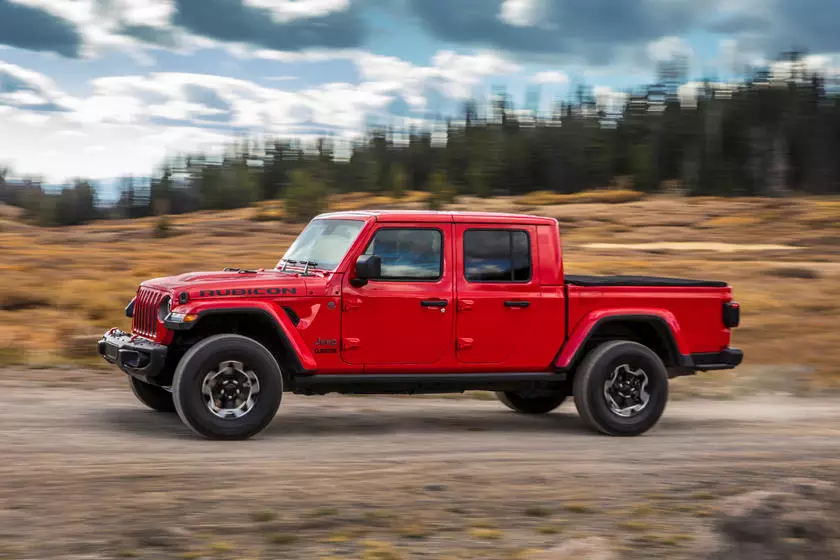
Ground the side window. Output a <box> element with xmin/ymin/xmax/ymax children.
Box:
<box><xmin>463</xmin><ymin>229</ymin><xmax>531</xmax><ymax>282</ymax></box>
<box><xmin>363</xmin><ymin>228</ymin><xmax>443</xmax><ymax>281</ymax></box>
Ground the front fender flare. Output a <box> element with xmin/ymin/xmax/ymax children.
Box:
<box><xmin>554</xmin><ymin>309</ymin><xmax>688</xmax><ymax>370</ymax></box>
<box><xmin>168</xmin><ymin>301</ymin><xmax>317</xmax><ymax>374</ymax></box>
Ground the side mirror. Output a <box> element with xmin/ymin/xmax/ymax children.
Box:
<box><xmin>351</xmin><ymin>254</ymin><xmax>381</xmax><ymax>287</ymax></box>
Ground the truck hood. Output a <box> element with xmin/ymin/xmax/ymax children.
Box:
<box><xmin>141</xmin><ymin>270</ymin><xmax>309</xmax><ymax>299</ymax></box>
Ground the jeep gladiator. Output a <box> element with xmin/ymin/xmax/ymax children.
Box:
<box><xmin>98</xmin><ymin>210</ymin><xmax>743</xmax><ymax>440</ymax></box>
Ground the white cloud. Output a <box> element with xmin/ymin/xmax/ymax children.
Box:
<box><xmin>768</xmin><ymin>53</ymin><xmax>840</xmax><ymax>81</ymax></box>
<box><xmin>0</xmin><ymin>61</ymin><xmax>73</xmax><ymax>110</ymax></box>
<box><xmin>356</xmin><ymin>50</ymin><xmax>520</xmax><ymax>109</ymax></box>
<box><xmin>0</xmin><ymin>104</ymin><xmax>234</xmax><ymax>182</ymax></box>
<box><xmin>7</xmin><ymin>0</ymin><xmax>359</xmax><ymax>62</ymax></box>
<box><xmin>114</xmin><ymin>0</ymin><xmax>175</xmax><ymax>27</ymax></box>
<box><xmin>0</xmin><ymin>62</ymin><xmax>406</xmax><ymax>180</ymax></box>
<box><xmin>532</xmin><ymin>70</ymin><xmax>569</xmax><ymax>85</ymax></box>
<box><xmin>6</xmin><ymin>0</ymin><xmax>184</xmax><ymax>62</ymax></box>
<box><xmin>677</xmin><ymin>81</ymin><xmax>738</xmax><ymax>108</ymax></box>
<box><xmin>498</xmin><ymin>0</ymin><xmax>546</xmax><ymax>27</ymax></box>
<box><xmin>647</xmin><ymin>36</ymin><xmax>693</xmax><ymax>62</ymax></box>
<box><xmin>593</xmin><ymin>86</ymin><xmax>629</xmax><ymax>114</ymax></box>
<box><xmin>0</xmin><ymin>49</ymin><xmax>523</xmax><ymax>181</ymax></box>
<box><xmin>252</xmin><ymin>48</ymin><xmax>361</xmax><ymax>62</ymax></box>
<box><xmin>243</xmin><ymin>0</ymin><xmax>350</xmax><ymax>22</ymax></box>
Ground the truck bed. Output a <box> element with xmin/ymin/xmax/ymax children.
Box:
<box><xmin>565</xmin><ymin>274</ymin><xmax>728</xmax><ymax>288</ymax></box>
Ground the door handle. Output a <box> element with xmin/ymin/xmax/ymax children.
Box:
<box><xmin>421</xmin><ymin>299</ymin><xmax>448</xmax><ymax>308</ymax></box>
<box><xmin>504</xmin><ymin>300</ymin><xmax>530</xmax><ymax>308</ymax></box>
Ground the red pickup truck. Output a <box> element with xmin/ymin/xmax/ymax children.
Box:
<box><xmin>98</xmin><ymin>210</ymin><xmax>742</xmax><ymax>440</ymax></box>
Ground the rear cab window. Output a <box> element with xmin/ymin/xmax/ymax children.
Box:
<box><xmin>463</xmin><ymin>229</ymin><xmax>531</xmax><ymax>282</ymax></box>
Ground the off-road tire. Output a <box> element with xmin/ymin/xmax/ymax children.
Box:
<box><xmin>573</xmin><ymin>340</ymin><xmax>668</xmax><ymax>436</ymax></box>
<box><xmin>173</xmin><ymin>334</ymin><xmax>283</xmax><ymax>440</ymax></box>
<box><xmin>496</xmin><ymin>387</ymin><xmax>569</xmax><ymax>414</ymax></box>
<box><xmin>129</xmin><ymin>376</ymin><xmax>176</xmax><ymax>413</ymax></box>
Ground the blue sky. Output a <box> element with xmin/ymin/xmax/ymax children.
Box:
<box><xmin>1</xmin><ymin>0</ymin><xmax>839</xmax><ymax>184</ymax></box>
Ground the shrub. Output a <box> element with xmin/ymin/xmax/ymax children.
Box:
<box><xmin>251</xmin><ymin>206</ymin><xmax>284</xmax><ymax>222</ymax></box>
<box><xmin>389</xmin><ymin>165</ymin><xmax>408</xmax><ymax>199</ymax></box>
<box><xmin>284</xmin><ymin>169</ymin><xmax>330</xmax><ymax>222</ymax></box>
<box><xmin>425</xmin><ymin>170</ymin><xmax>456</xmax><ymax>210</ymax></box>
<box><xmin>0</xmin><ymin>288</ymin><xmax>50</xmax><ymax>311</ymax></box>
<box><xmin>764</xmin><ymin>267</ymin><xmax>820</xmax><ymax>279</ymax></box>
<box><xmin>153</xmin><ymin>215</ymin><xmax>173</xmax><ymax>238</ymax></box>
<box><xmin>0</xmin><ymin>345</ymin><xmax>26</xmax><ymax>366</ymax></box>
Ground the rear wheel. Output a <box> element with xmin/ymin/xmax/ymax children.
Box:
<box><xmin>173</xmin><ymin>334</ymin><xmax>283</xmax><ymax>440</ymax></box>
<box><xmin>573</xmin><ymin>340</ymin><xmax>668</xmax><ymax>436</ymax></box>
<box><xmin>496</xmin><ymin>387</ymin><xmax>570</xmax><ymax>414</ymax></box>
<box><xmin>129</xmin><ymin>376</ymin><xmax>176</xmax><ymax>413</ymax></box>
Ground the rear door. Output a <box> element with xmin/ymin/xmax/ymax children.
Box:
<box><xmin>454</xmin><ymin>224</ymin><xmax>541</xmax><ymax>365</ymax></box>
<box><xmin>341</xmin><ymin>223</ymin><xmax>454</xmax><ymax>366</ymax></box>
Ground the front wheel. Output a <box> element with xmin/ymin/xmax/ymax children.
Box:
<box><xmin>172</xmin><ymin>334</ymin><xmax>283</xmax><ymax>440</ymax></box>
<box><xmin>129</xmin><ymin>376</ymin><xmax>176</xmax><ymax>413</ymax></box>
<box><xmin>573</xmin><ymin>340</ymin><xmax>669</xmax><ymax>437</ymax></box>
<box><xmin>496</xmin><ymin>387</ymin><xmax>569</xmax><ymax>414</ymax></box>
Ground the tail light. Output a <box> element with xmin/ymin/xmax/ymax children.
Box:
<box><xmin>723</xmin><ymin>301</ymin><xmax>740</xmax><ymax>328</ymax></box>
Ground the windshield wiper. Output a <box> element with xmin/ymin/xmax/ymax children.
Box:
<box><xmin>223</xmin><ymin>267</ymin><xmax>259</xmax><ymax>274</ymax></box>
<box><xmin>299</xmin><ymin>260</ymin><xmax>318</xmax><ymax>274</ymax></box>
<box><xmin>278</xmin><ymin>259</ymin><xmax>319</xmax><ymax>275</ymax></box>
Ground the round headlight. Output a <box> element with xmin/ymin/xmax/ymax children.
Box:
<box><xmin>158</xmin><ymin>296</ymin><xmax>171</xmax><ymax>321</ymax></box>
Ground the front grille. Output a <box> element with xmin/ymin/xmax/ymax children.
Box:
<box><xmin>132</xmin><ymin>287</ymin><xmax>168</xmax><ymax>339</ymax></box>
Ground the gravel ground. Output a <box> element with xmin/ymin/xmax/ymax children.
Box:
<box><xmin>2</xmin><ymin>371</ymin><xmax>840</xmax><ymax>559</ymax></box>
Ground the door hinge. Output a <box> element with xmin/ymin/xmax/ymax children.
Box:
<box><xmin>456</xmin><ymin>337</ymin><xmax>474</xmax><ymax>350</ymax></box>
<box><xmin>343</xmin><ymin>298</ymin><xmax>362</xmax><ymax>312</ymax></box>
<box><xmin>457</xmin><ymin>299</ymin><xmax>474</xmax><ymax>312</ymax></box>
<box><xmin>342</xmin><ymin>337</ymin><xmax>360</xmax><ymax>350</ymax></box>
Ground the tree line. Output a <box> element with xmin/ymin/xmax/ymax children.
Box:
<box><xmin>2</xmin><ymin>50</ymin><xmax>839</xmax><ymax>226</ymax></box>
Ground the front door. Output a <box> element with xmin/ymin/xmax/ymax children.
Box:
<box><xmin>341</xmin><ymin>224</ymin><xmax>454</xmax><ymax>366</ymax></box>
<box><xmin>454</xmin><ymin>225</ymin><xmax>541</xmax><ymax>365</ymax></box>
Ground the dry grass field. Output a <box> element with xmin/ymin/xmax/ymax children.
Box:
<box><xmin>1</xmin><ymin>191</ymin><xmax>839</xmax><ymax>390</ymax></box>
<box><xmin>2</xmin><ymin>191</ymin><xmax>840</xmax><ymax>560</ymax></box>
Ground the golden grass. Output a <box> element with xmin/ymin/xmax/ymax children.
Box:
<box><xmin>701</xmin><ymin>215</ymin><xmax>763</xmax><ymax>228</ymax></box>
<box><xmin>0</xmin><ymin>192</ymin><xmax>839</xmax><ymax>386</ymax></box>
<box><xmin>514</xmin><ymin>189</ymin><xmax>645</xmax><ymax>206</ymax></box>
<box><xmin>467</xmin><ymin>527</ymin><xmax>503</xmax><ymax>540</ymax></box>
<box><xmin>329</xmin><ymin>190</ymin><xmax>431</xmax><ymax>211</ymax></box>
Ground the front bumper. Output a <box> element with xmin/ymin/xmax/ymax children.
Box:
<box><xmin>97</xmin><ymin>328</ymin><xmax>168</xmax><ymax>381</ymax></box>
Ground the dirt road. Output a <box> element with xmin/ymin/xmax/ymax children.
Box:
<box><xmin>2</xmin><ymin>374</ymin><xmax>840</xmax><ymax>559</ymax></box>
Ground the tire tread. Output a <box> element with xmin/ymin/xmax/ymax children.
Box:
<box><xmin>129</xmin><ymin>376</ymin><xmax>176</xmax><ymax>413</ymax></box>
<box><xmin>573</xmin><ymin>340</ymin><xmax>667</xmax><ymax>437</ymax></box>
<box><xmin>172</xmin><ymin>334</ymin><xmax>283</xmax><ymax>440</ymax></box>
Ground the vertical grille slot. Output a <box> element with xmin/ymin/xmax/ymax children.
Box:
<box><xmin>132</xmin><ymin>287</ymin><xmax>166</xmax><ymax>339</ymax></box>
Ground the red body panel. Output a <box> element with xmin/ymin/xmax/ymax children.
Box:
<box><xmin>127</xmin><ymin>210</ymin><xmax>737</xmax><ymax>375</ymax></box>
<box><xmin>452</xmin><ymin>223</ymin><xmax>559</xmax><ymax>368</ymax></box>
<box><xmin>340</xmin><ymin>221</ymin><xmax>455</xmax><ymax>368</ymax></box>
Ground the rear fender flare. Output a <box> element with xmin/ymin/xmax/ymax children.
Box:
<box><xmin>555</xmin><ymin>309</ymin><xmax>687</xmax><ymax>370</ymax></box>
<box><xmin>177</xmin><ymin>302</ymin><xmax>317</xmax><ymax>374</ymax></box>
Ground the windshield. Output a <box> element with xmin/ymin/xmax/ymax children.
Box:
<box><xmin>279</xmin><ymin>219</ymin><xmax>366</xmax><ymax>271</ymax></box>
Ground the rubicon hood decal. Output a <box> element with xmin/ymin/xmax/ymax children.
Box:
<box><xmin>198</xmin><ymin>287</ymin><xmax>298</xmax><ymax>297</ymax></box>
<box><xmin>141</xmin><ymin>270</ymin><xmax>308</xmax><ymax>298</ymax></box>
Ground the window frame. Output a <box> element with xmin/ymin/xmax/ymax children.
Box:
<box><xmin>362</xmin><ymin>226</ymin><xmax>445</xmax><ymax>283</ymax></box>
<box><xmin>462</xmin><ymin>228</ymin><xmax>533</xmax><ymax>284</ymax></box>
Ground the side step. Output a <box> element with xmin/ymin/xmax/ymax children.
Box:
<box><xmin>289</xmin><ymin>372</ymin><xmax>568</xmax><ymax>396</ymax></box>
